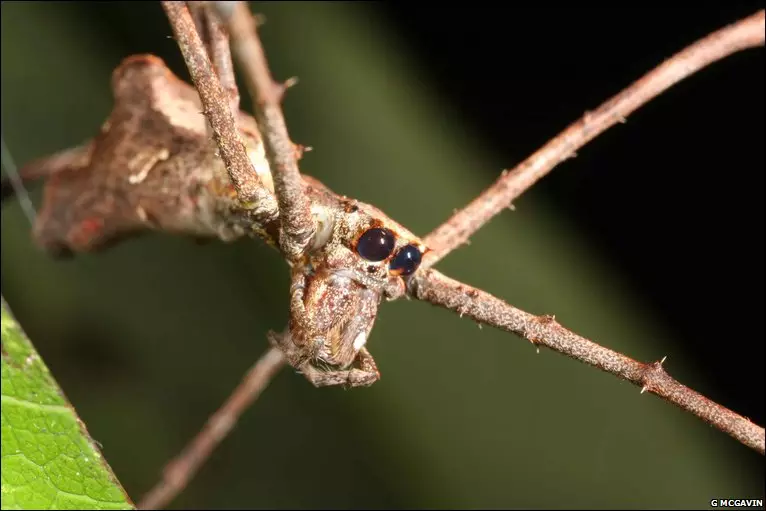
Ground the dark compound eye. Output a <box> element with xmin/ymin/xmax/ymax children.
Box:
<box><xmin>389</xmin><ymin>244</ymin><xmax>422</xmax><ymax>276</ymax></box>
<box><xmin>356</xmin><ymin>227</ymin><xmax>396</xmax><ymax>261</ymax></box>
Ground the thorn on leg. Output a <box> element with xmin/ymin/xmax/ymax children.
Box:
<box><xmin>294</xmin><ymin>144</ymin><xmax>312</xmax><ymax>161</ymax></box>
<box><xmin>274</xmin><ymin>76</ymin><xmax>299</xmax><ymax>103</ymax></box>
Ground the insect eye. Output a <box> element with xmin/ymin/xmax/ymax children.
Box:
<box><xmin>356</xmin><ymin>227</ymin><xmax>396</xmax><ymax>261</ymax></box>
<box><xmin>389</xmin><ymin>244</ymin><xmax>422</xmax><ymax>276</ymax></box>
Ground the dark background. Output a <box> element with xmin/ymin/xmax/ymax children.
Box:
<box><xmin>2</xmin><ymin>2</ymin><xmax>763</xmax><ymax>509</ymax></box>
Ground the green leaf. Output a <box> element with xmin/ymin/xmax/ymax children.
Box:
<box><xmin>1</xmin><ymin>302</ymin><xmax>134</xmax><ymax>510</ymax></box>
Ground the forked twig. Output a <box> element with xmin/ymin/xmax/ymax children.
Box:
<box><xmin>409</xmin><ymin>269</ymin><xmax>766</xmax><ymax>454</ymax></box>
<box><xmin>138</xmin><ymin>347</ymin><xmax>286</xmax><ymax>510</ymax></box>
<box><xmin>187</xmin><ymin>1</ymin><xmax>240</xmax><ymax>115</ymax></box>
<box><xmin>422</xmin><ymin>9</ymin><xmax>766</xmax><ymax>268</ymax></box>
<box><xmin>212</xmin><ymin>0</ymin><xmax>316</xmax><ymax>261</ymax></box>
<box><xmin>161</xmin><ymin>1</ymin><xmax>278</xmax><ymax>224</ymax></box>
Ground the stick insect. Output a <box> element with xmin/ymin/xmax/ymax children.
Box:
<box><xmin>2</xmin><ymin>48</ymin><xmax>429</xmax><ymax>387</ymax></box>
<box><xmin>1</xmin><ymin>2</ymin><xmax>763</xmax><ymax>508</ymax></box>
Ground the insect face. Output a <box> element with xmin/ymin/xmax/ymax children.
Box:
<box><xmin>338</xmin><ymin>201</ymin><xmax>426</xmax><ymax>298</ymax></box>
<box><xmin>275</xmin><ymin>185</ymin><xmax>427</xmax><ymax>386</ymax></box>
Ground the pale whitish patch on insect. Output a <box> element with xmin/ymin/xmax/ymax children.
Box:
<box><xmin>152</xmin><ymin>78</ymin><xmax>208</xmax><ymax>135</ymax></box>
<box><xmin>136</xmin><ymin>206</ymin><xmax>149</xmax><ymax>224</ymax></box>
<box><xmin>309</xmin><ymin>203</ymin><xmax>334</xmax><ymax>250</ymax></box>
<box><xmin>352</xmin><ymin>331</ymin><xmax>367</xmax><ymax>351</ymax></box>
<box><xmin>128</xmin><ymin>148</ymin><xmax>170</xmax><ymax>184</ymax></box>
<box><xmin>246</xmin><ymin>144</ymin><xmax>274</xmax><ymax>194</ymax></box>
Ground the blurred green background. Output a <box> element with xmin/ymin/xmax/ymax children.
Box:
<box><xmin>1</xmin><ymin>2</ymin><xmax>763</xmax><ymax>509</ymax></box>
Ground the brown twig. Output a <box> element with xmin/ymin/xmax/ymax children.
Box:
<box><xmin>409</xmin><ymin>269</ymin><xmax>766</xmax><ymax>454</ymax></box>
<box><xmin>138</xmin><ymin>346</ymin><xmax>286</xmax><ymax>510</ymax></box>
<box><xmin>422</xmin><ymin>9</ymin><xmax>766</xmax><ymax>268</ymax></box>
<box><xmin>188</xmin><ymin>1</ymin><xmax>206</xmax><ymax>42</ymax></box>
<box><xmin>161</xmin><ymin>1</ymin><xmax>278</xmax><ymax>224</ymax></box>
<box><xmin>212</xmin><ymin>1</ymin><xmax>316</xmax><ymax>262</ymax></box>
<box><xmin>187</xmin><ymin>1</ymin><xmax>240</xmax><ymax>114</ymax></box>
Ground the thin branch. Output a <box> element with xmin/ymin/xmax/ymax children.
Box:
<box><xmin>422</xmin><ymin>10</ymin><xmax>765</xmax><ymax>268</ymax></box>
<box><xmin>187</xmin><ymin>0</ymin><xmax>208</xmax><ymax>42</ymax></box>
<box><xmin>138</xmin><ymin>346</ymin><xmax>286</xmax><ymax>510</ymax></box>
<box><xmin>211</xmin><ymin>1</ymin><xmax>316</xmax><ymax>262</ymax></box>
<box><xmin>409</xmin><ymin>269</ymin><xmax>766</xmax><ymax>455</ymax></box>
<box><xmin>187</xmin><ymin>1</ymin><xmax>241</xmax><ymax>114</ymax></box>
<box><xmin>161</xmin><ymin>1</ymin><xmax>278</xmax><ymax>225</ymax></box>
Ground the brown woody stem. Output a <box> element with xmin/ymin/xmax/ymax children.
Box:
<box><xmin>212</xmin><ymin>1</ymin><xmax>316</xmax><ymax>262</ymax></box>
<box><xmin>162</xmin><ymin>1</ymin><xmax>278</xmax><ymax>224</ymax></box>
<box><xmin>187</xmin><ymin>1</ymin><xmax>241</xmax><ymax>115</ymax></box>
<box><xmin>422</xmin><ymin>10</ymin><xmax>765</xmax><ymax>268</ymax></box>
<box><xmin>137</xmin><ymin>346</ymin><xmax>286</xmax><ymax>510</ymax></box>
<box><xmin>409</xmin><ymin>269</ymin><xmax>766</xmax><ymax>454</ymax></box>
